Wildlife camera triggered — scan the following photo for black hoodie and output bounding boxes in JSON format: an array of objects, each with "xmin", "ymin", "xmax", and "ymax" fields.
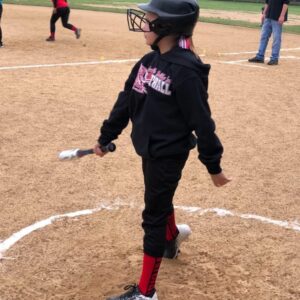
[{"xmin": 99, "ymin": 46, "xmax": 223, "ymax": 174}]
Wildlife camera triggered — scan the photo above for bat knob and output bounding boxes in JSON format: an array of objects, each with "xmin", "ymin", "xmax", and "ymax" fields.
[{"xmin": 101, "ymin": 143, "xmax": 116, "ymax": 153}]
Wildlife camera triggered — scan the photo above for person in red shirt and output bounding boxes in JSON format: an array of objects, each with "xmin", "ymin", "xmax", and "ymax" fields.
[{"xmin": 46, "ymin": 0, "xmax": 81, "ymax": 42}]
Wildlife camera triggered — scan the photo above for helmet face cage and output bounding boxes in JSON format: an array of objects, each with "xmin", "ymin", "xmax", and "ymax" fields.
[
  {"xmin": 127, "ymin": 9, "xmax": 179, "ymax": 36},
  {"xmin": 127, "ymin": 2, "xmax": 199, "ymax": 37},
  {"xmin": 127, "ymin": 9, "xmax": 151, "ymax": 32}
]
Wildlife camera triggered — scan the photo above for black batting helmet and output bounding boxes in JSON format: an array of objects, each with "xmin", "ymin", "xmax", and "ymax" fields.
[{"xmin": 127, "ymin": 0, "xmax": 199, "ymax": 37}]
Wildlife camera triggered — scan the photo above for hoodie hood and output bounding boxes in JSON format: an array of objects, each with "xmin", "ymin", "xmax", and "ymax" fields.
[{"xmin": 160, "ymin": 46, "xmax": 210, "ymax": 89}]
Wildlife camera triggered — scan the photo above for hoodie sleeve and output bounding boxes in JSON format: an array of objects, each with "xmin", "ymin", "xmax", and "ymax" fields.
[
  {"xmin": 98, "ymin": 60, "xmax": 141, "ymax": 146},
  {"xmin": 175, "ymin": 74, "xmax": 223, "ymax": 174}
]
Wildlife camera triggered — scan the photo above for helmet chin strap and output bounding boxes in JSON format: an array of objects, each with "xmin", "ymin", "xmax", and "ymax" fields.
[
  {"xmin": 150, "ymin": 35, "xmax": 164, "ymax": 51},
  {"xmin": 151, "ymin": 34, "xmax": 183, "ymax": 51}
]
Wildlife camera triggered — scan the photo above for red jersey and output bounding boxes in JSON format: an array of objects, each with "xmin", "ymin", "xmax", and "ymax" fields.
[{"xmin": 52, "ymin": 0, "xmax": 68, "ymax": 9}]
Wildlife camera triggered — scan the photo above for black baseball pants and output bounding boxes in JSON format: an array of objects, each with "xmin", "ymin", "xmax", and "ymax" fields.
[
  {"xmin": 142, "ymin": 153, "xmax": 189, "ymax": 258},
  {"xmin": 0, "ymin": 4, "xmax": 3, "ymax": 44},
  {"xmin": 50, "ymin": 7, "xmax": 73, "ymax": 33}
]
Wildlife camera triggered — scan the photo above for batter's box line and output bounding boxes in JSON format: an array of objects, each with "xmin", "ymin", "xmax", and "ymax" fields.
[
  {"xmin": 218, "ymin": 47, "xmax": 300, "ymax": 56},
  {"xmin": 0, "ymin": 58, "xmax": 140, "ymax": 72},
  {"xmin": 217, "ymin": 60, "xmax": 267, "ymax": 69},
  {"xmin": 0, "ymin": 203, "xmax": 299, "ymax": 260},
  {"xmin": 217, "ymin": 55, "xmax": 300, "ymax": 69}
]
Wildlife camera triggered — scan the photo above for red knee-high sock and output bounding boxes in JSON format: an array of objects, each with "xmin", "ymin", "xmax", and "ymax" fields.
[
  {"xmin": 166, "ymin": 211, "xmax": 179, "ymax": 241},
  {"xmin": 50, "ymin": 32, "xmax": 55, "ymax": 38},
  {"xmin": 138, "ymin": 253, "xmax": 162, "ymax": 296},
  {"xmin": 71, "ymin": 25, "xmax": 77, "ymax": 32}
]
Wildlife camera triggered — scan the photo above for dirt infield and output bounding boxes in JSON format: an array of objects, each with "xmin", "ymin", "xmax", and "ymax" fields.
[{"xmin": 0, "ymin": 4, "xmax": 299, "ymax": 300}]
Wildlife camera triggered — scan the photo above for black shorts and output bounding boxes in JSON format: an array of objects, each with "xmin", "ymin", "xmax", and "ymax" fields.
[{"xmin": 0, "ymin": 4, "xmax": 3, "ymax": 20}]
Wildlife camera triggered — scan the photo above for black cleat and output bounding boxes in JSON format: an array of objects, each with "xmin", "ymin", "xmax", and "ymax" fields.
[
  {"xmin": 46, "ymin": 36, "xmax": 55, "ymax": 42},
  {"xmin": 163, "ymin": 224, "xmax": 191, "ymax": 259},
  {"xmin": 267, "ymin": 59, "xmax": 278, "ymax": 65},
  {"xmin": 106, "ymin": 284, "xmax": 158, "ymax": 300},
  {"xmin": 248, "ymin": 56, "xmax": 264, "ymax": 63},
  {"xmin": 75, "ymin": 28, "xmax": 81, "ymax": 39}
]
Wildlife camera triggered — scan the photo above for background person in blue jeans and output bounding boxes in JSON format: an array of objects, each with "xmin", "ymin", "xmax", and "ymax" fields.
[{"xmin": 249, "ymin": 0, "xmax": 289, "ymax": 65}]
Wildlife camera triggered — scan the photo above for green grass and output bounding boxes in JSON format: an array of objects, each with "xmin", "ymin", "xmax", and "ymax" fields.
[
  {"xmin": 6, "ymin": 0, "xmax": 300, "ymax": 34},
  {"xmin": 7, "ymin": 0, "xmax": 300, "ymax": 14},
  {"xmin": 201, "ymin": 16, "xmax": 260, "ymax": 28},
  {"xmin": 201, "ymin": 0, "xmax": 300, "ymax": 14},
  {"xmin": 283, "ymin": 25, "xmax": 300, "ymax": 34}
]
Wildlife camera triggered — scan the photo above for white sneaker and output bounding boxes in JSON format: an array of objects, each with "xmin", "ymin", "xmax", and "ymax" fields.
[{"xmin": 163, "ymin": 224, "xmax": 191, "ymax": 259}]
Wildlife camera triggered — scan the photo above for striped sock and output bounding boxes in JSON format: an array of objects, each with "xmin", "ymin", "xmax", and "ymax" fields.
[
  {"xmin": 138, "ymin": 253, "xmax": 162, "ymax": 296},
  {"xmin": 166, "ymin": 211, "xmax": 179, "ymax": 241}
]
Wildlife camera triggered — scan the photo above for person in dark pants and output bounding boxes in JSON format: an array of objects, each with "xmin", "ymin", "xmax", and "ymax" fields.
[
  {"xmin": 249, "ymin": 0, "xmax": 289, "ymax": 65},
  {"xmin": 46, "ymin": 0, "xmax": 81, "ymax": 42},
  {"xmin": 0, "ymin": 0, "xmax": 3, "ymax": 48},
  {"xmin": 94, "ymin": 0, "xmax": 231, "ymax": 299}
]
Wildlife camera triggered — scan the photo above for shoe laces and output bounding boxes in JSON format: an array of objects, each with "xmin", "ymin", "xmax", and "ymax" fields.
[
  {"xmin": 120, "ymin": 284, "xmax": 139, "ymax": 298},
  {"xmin": 124, "ymin": 284, "xmax": 138, "ymax": 291}
]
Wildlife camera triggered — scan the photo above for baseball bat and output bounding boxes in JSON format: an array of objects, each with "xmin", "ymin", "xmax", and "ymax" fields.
[{"xmin": 58, "ymin": 143, "xmax": 116, "ymax": 161}]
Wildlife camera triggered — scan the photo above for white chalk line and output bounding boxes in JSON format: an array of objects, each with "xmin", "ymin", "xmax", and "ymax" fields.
[
  {"xmin": 1, "ymin": 46, "xmax": 298, "ymax": 71},
  {"xmin": 176, "ymin": 206, "xmax": 300, "ymax": 232},
  {"xmin": 0, "ymin": 58, "xmax": 139, "ymax": 71},
  {"xmin": 0, "ymin": 204, "xmax": 118, "ymax": 260},
  {"xmin": 0, "ymin": 203, "xmax": 299, "ymax": 260},
  {"xmin": 218, "ymin": 47, "xmax": 300, "ymax": 56},
  {"xmin": 0, "ymin": 55, "xmax": 207, "ymax": 72},
  {"xmin": 218, "ymin": 60, "xmax": 267, "ymax": 69},
  {"xmin": 1, "ymin": 52, "xmax": 297, "ymax": 72},
  {"xmin": 223, "ymin": 56, "xmax": 300, "ymax": 64},
  {"xmin": 217, "ymin": 55, "xmax": 300, "ymax": 69}
]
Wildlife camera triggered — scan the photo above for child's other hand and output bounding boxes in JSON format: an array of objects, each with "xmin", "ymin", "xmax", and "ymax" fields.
[
  {"xmin": 94, "ymin": 144, "xmax": 107, "ymax": 157},
  {"xmin": 210, "ymin": 172, "xmax": 231, "ymax": 187}
]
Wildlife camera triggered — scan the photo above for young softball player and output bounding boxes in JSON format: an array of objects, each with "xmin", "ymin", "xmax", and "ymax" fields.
[
  {"xmin": 94, "ymin": 0, "xmax": 230, "ymax": 299},
  {"xmin": 0, "ymin": 0, "xmax": 3, "ymax": 47},
  {"xmin": 46, "ymin": 0, "xmax": 81, "ymax": 41}
]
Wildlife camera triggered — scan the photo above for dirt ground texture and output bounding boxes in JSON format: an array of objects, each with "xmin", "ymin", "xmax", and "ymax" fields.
[{"xmin": 0, "ymin": 4, "xmax": 300, "ymax": 300}]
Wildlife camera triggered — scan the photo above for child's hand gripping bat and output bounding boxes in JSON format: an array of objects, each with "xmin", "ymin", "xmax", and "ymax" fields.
[{"xmin": 58, "ymin": 143, "xmax": 116, "ymax": 161}]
